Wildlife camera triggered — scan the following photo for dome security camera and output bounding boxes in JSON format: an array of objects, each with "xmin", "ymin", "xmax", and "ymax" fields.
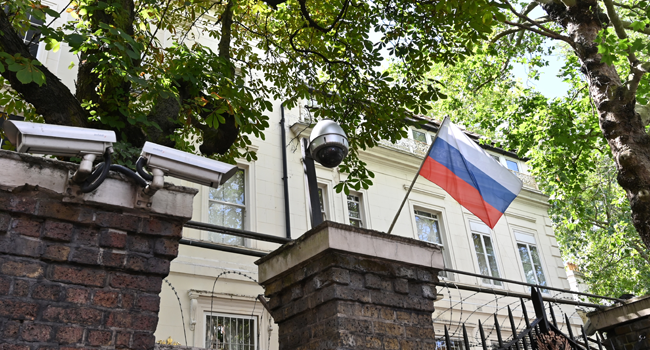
[{"xmin": 308, "ymin": 120, "xmax": 349, "ymax": 168}]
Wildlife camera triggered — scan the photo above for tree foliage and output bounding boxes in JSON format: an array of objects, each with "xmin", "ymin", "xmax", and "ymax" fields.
[{"xmin": 3, "ymin": 0, "xmax": 650, "ymax": 259}]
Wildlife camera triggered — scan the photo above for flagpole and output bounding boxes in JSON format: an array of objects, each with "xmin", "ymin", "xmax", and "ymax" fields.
[{"xmin": 387, "ymin": 116, "xmax": 449, "ymax": 234}]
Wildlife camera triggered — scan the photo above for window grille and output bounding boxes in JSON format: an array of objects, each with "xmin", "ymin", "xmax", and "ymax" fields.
[{"xmin": 205, "ymin": 314, "xmax": 256, "ymax": 350}]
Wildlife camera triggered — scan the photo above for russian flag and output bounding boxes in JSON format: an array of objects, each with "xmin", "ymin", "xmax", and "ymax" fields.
[{"xmin": 421, "ymin": 118, "xmax": 523, "ymax": 228}]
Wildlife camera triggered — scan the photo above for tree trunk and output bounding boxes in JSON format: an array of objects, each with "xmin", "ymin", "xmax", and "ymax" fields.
[
  {"xmin": 542, "ymin": 0, "xmax": 650, "ymax": 250},
  {"xmin": 0, "ymin": 10, "xmax": 88, "ymax": 127}
]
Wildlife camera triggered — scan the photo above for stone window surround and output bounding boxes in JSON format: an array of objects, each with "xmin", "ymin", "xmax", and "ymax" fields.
[
  {"xmin": 188, "ymin": 291, "xmax": 271, "ymax": 349},
  {"xmin": 407, "ymin": 199, "xmax": 455, "ymax": 281}
]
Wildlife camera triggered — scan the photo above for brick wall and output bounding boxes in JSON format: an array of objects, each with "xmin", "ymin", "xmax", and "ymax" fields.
[
  {"xmin": 0, "ymin": 150, "xmax": 197, "ymax": 350},
  {"xmin": 586, "ymin": 295, "xmax": 650, "ymax": 350},
  {"xmin": 601, "ymin": 317, "xmax": 650, "ymax": 350},
  {"xmin": 256, "ymin": 222, "xmax": 445, "ymax": 350}
]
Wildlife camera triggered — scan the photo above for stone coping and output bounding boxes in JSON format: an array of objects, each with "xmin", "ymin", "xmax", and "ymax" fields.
[
  {"xmin": 255, "ymin": 221, "xmax": 443, "ymax": 284},
  {"xmin": 586, "ymin": 294, "xmax": 650, "ymax": 332},
  {"xmin": 0, "ymin": 149, "xmax": 198, "ymax": 219}
]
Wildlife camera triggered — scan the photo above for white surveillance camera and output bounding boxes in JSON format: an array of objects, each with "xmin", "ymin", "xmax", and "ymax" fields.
[
  {"xmin": 140, "ymin": 142, "xmax": 238, "ymax": 188},
  {"xmin": 3, "ymin": 120, "xmax": 116, "ymax": 158},
  {"xmin": 309, "ymin": 120, "xmax": 349, "ymax": 168}
]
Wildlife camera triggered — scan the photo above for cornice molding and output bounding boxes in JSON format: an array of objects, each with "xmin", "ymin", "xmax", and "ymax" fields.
[{"xmin": 403, "ymin": 184, "xmax": 446, "ymax": 199}]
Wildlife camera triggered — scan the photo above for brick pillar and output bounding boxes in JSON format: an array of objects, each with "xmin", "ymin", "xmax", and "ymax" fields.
[
  {"xmin": 256, "ymin": 222, "xmax": 445, "ymax": 350},
  {"xmin": 586, "ymin": 295, "xmax": 650, "ymax": 350},
  {"xmin": 0, "ymin": 150, "xmax": 197, "ymax": 350}
]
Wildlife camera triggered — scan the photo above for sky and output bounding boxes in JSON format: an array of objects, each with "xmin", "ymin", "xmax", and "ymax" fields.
[
  {"xmin": 511, "ymin": 6, "xmax": 572, "ymax": 100},
  {"xmin": 512, "ymin": 50, "xmax": 572, "ymax": 100}
]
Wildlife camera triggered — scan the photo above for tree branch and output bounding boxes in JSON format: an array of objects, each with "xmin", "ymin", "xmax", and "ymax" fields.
[
  {"xmin": 0, "ymin": 10, "xmax": 88, "ymax": 127},
  {"xmin": 297, "ymin": 0, "xmax": 349, "ymax": 33},
  {"xmin": 504, "ymin": 20, "xmax": 575, "ymax": 49}
]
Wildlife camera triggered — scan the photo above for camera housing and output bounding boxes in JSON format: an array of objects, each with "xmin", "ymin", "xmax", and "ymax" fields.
[
  {"xmin": 3, "ymin": 120, "xmax": 116, "ymax": 157},
  {"xmin": 140, "ymin": 142, "xmax": 238, "ymax": 188},
  {"xmin": 308, "ymin": 120, "xmax": 349, "ymax": 168}
]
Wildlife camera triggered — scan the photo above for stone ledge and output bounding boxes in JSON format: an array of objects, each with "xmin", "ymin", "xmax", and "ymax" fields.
[
  {"xmin": 587, "ymin": 294, "xmax": 650, "ymax": 333},
  {"xmin": 256, "ymin": 221, "xmax": 443, "ymax": 284},
  {"xmin": 0, "ymin": 150, "xmax": 198, "ymax": 219}
]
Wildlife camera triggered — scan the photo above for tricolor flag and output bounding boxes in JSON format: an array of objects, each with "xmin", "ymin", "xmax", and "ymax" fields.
[{"xmin": 421, "ymin": 117, "xmax": 523, "ymax": 228}]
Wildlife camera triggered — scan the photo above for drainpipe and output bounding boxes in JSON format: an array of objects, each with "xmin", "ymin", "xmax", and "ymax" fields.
[{"xmin": 280, "ymin": 103, "xmax": 291, "ymax": 239}]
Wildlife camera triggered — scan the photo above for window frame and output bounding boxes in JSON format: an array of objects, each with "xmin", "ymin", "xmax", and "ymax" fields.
[
  {"xmin": 200, "ymin": 161, "xmax": 257, "ymax": 247},
  {"xmin": 514, "ymin": 231, "xmax": 549, "ymax": 293},
  {"xmin": 206, "ymin": 168, "xmax": 247, "ymax": 246},
  {"xmin": 468, "ymin": 220, "xmax": 503, "ymax": 287},
  {"xmin": 409, "ymin": 127, "xmax": 433, "ymax": 144},
  {"xmin": 343, "ymin": 191, "xmax": 369, "ymax": 228},
  {"xmin": 408, "ymin": 203, "xmax": 454, "ymax": 280}
]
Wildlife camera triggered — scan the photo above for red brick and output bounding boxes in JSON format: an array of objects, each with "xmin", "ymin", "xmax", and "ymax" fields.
[
  {"xmin": 0, "ymin": 212, "xmax": 11, "ymax": 232},
  {"xmin": 139, "ymin": 218, "xmax": 181, "ymax": 237},
  {"xmin": 0, "ymin": 276, "xmax": 10, "ymax": 295},
  {"xmin": 132, "ymin": 332, "xmax": 155, "ymax": 350},
  {"xmin": 110, "ymin": 273, "xmax": 162, "ymax": 293},
  {"xmin": 96, "ymin": 212, "xmax": 142, "ymax": 232},
  {"xmin": 0, "ymin": 300, "xmax": 38, "ymax": 320},
  {"xmin": 42, "ymin": 306, "xmax": 103, "ymax": 326},
  {"xmin": 116, "ymin": 331, "xmax": 132, "ymax": 347},
  {"xmin": 101, "ymin": 250, "xmax": 125, "ymax": 268},
  {"xmin": 49, "ymin": 265, "xmax": 106, "ymax": 287},
  {"xmin": 4, "ymin": 236, "xmax": 43, "ymax": 257},
  {"xmin": 1, "ymin": 260, "xmax": 43, "ymax": 278},
  {"xmin": 65, "ymin": 288, "xmax": 90, "ymax": 304},
  {"xmin": 12, "ymin": 279, "xmax": 31, "ymax": 297},
  {"xmin": 0, "ymin": 195, "xmax": 37, "ymax": 214},
  {"xmin": 42, "ymin": 220, "xmax": 74, "ymax": 241},
  {"xmin": 3, "ymin": 320, "xmax": 20, "ymax": 339},
  {"xmin": 99, "ymin": 228, "xmax": 127, "ymax": 248},
  {"xmin": 124, "ymin": 254, "xmax": 148, "ymax": 272},
  {"xmin": 127, "ymin": 235, "xmax": 152, "ymax": 253},
  {"xmin": 9, "ymin": 217, "xmax": 42, "ymax": 237},
  {"xmin": 33, "ymin": 283, "xmax": 63, "ymax": 301},
  {"xmin": 1, "ymin": 344, "xmax": 30, "ymax": 350},
  {"xmin": 70, "ymin": 247, "xmax": 100, "ymax": 265},
  {"xmin": 74, "ymin": 227, "xmax": 99, "ymax": 246},
  {"xmin": 135, "ymin": 294, "xmax": 160, "ymax": 312},
  {"xmin": 93, "ymin": 290, "xmax": 119, "ymax": 308},
  {"xmin": 154, "ymin": 238, "xmax": 179, "ymax": 258},
  {"xmin": 55, "ymin": 326, "xmax": 84, "ymax": 343},
  {"xmin": 42, "ymin": 244, "xmax": 71, "ymax": 261},
  {"xmin": 121, "ymin": 292, "xmax": 135, "ymax": 309},
  {"xmin": 21, "ymin": 322, "xmax": 52, "ymax": 342},
  {"xmin": 106, "ymin": 312, "xmax": 157, "ymax": 331},
  {"xmin": 88, "ymin": 329, "xmax": 113, "ymax": 346},
  {"xmin": 125, "ymin": 255, "xmax": 170, "ymax": 275},
  {"xmin": 36, "ymin": 201, "xmax": 85, "ymax": 222}
]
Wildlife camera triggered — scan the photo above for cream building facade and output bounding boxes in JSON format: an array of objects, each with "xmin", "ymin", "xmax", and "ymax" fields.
[{"xmin": 3, "ymin": 4, "xmax": 581, "ymax": 348}]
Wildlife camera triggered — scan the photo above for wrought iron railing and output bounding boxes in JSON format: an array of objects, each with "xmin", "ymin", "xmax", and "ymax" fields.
[
  {"xmin": 377, "ymin": 138, "xmax": 539, "ymax": 190},
  {"xmin": 440, "ymin": 287, "xmax": 608, "ymax": 350}
]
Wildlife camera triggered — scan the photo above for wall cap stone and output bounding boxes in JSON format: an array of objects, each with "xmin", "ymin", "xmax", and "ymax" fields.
[
  {"xmin": 255, "ymin": 221, "xmax": 443, "ymax": 284},
  {"xmin": 586, "ymin": 294, "xmax": 650, "ymax": 333},
  {"xmin": 0, "ymin": 149, "xmax": 198, "ymax": 218}
]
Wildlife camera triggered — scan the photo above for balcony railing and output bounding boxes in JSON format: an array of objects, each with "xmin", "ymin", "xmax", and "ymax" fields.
[{"xmin": 377, "ymin": 138, "xmax": 538, "ymax": 190}]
